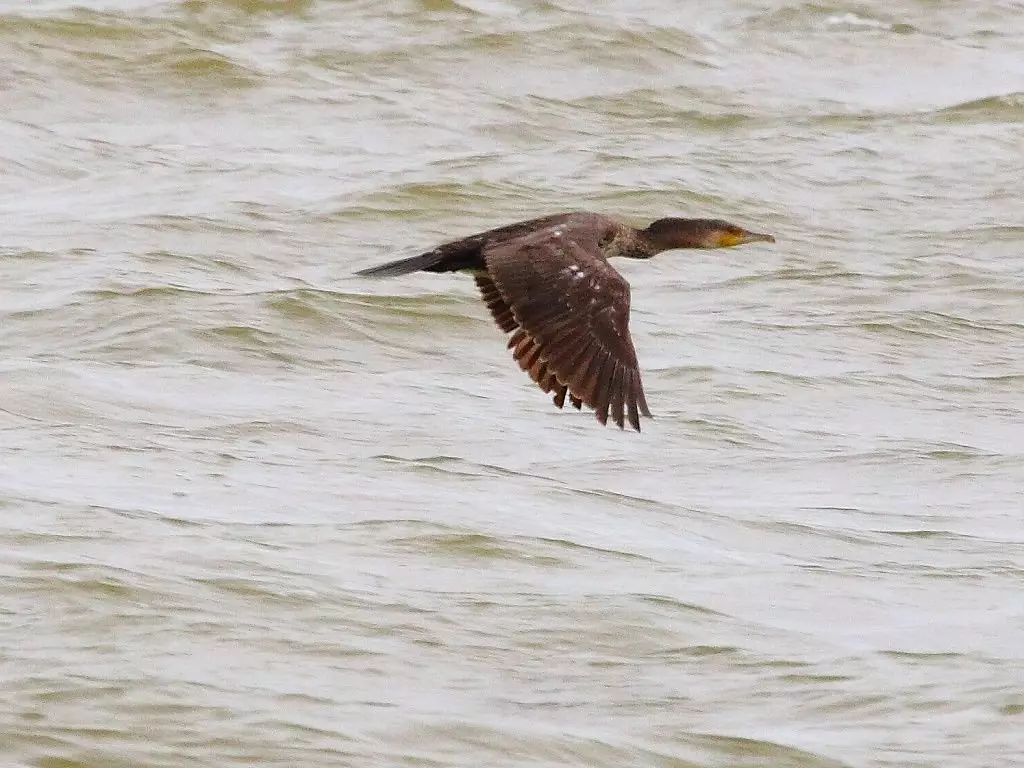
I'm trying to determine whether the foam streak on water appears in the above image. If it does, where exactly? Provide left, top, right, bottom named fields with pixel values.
left=1, top=1, right=1023, bottom=766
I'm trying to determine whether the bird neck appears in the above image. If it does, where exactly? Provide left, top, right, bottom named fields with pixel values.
left=608, top=227, right=660, bottom=260
left=640, top=226, right=688, bottom=255
left=641, top=219, right=713, bottom=253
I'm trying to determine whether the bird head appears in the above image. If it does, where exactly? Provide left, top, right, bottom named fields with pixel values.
left=645, top=218, right=776, bottom=251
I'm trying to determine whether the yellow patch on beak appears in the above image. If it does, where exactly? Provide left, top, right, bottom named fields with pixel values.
left=719, top=230, right=775, bottom=247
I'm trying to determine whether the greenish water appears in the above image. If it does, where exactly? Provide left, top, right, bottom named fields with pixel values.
left=1, top=1, right=1022, bottom=766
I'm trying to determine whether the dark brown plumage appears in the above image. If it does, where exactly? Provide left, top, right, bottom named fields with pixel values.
left=357, top=211, right=775, bottom=432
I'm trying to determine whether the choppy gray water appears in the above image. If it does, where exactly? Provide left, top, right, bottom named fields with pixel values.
left=2, top=1, right=1023, bottom=766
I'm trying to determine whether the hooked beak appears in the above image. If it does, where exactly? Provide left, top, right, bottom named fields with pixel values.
left=717, top=229, right=776, bottom=248
left=740, top=231, right=776, bottom=245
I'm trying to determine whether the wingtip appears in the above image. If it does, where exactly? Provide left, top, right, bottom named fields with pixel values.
left=354, top=265, right=397, bottom=277
left=632, top=411, right=651, bottom=433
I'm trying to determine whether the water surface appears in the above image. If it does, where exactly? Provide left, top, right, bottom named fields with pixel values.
left=2, top=1, right=1023, bottom=766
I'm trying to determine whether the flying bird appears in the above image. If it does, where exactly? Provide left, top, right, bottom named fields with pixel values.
left=357, top=212, right=775, bottom=432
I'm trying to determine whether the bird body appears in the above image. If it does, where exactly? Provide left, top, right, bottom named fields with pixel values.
left=357, top=212, right=774, bottom=432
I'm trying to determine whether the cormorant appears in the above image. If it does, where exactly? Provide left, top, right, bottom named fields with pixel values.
left=357, top=212, right=775, bottom=432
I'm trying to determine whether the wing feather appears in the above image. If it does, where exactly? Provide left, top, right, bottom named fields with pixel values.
left=608, top=362, right=626, bottom=429
left=479, top=220, right=650, bottom=431
left=553, top=384, right=568, bottom=409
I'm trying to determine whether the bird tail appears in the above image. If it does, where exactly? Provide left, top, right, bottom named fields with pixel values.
left=355, top=250, right=445, bottom=277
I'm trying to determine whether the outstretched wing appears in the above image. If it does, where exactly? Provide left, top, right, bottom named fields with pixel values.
left=478, top=223, right=651, bottom=431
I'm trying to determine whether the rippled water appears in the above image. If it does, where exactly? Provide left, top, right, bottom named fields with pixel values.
left=2, top=1, right=1023, bottom=766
